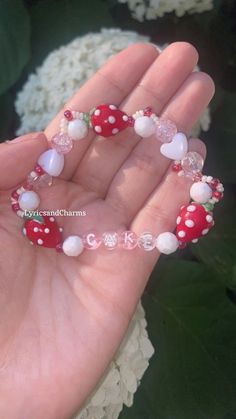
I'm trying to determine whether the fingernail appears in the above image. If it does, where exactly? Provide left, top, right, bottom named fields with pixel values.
left=9, top=132, right=46, bottom=144
left=150, top=43, right=163, bottom=53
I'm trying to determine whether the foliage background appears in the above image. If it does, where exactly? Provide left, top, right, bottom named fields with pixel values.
left=0, top=0, right=235, bottom=418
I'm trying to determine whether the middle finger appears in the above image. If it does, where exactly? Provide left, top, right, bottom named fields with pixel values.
left=73, top=42, right=198, bottom=197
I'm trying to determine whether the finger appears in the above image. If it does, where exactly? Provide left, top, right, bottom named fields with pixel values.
left=131, top=138, right=207, bottom=271
left=44, top=43, right=159, bottom=180
left=105, top=71, right=214, bottom=224
left=73, top=42, right=198, bottom=197
left=0, top=132, right=47, bottom=190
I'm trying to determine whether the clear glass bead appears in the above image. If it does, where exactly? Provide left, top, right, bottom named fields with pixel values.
left=27, top=173, right=53, bottom=190
left=51, top=133, right=73, bottom=154
left=82, top=232, right=101, bottom=250
left=120, top=231, right=137, bottom=250
left=138, top=232, right=156, bottom=251
left=155, top=119, right=177, bottom=143
left=102, top=232, right=119, bottom=250
left=181, top=151, right=204, bottom=177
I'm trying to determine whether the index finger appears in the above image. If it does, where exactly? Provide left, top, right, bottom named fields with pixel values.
left=44, top=43, right=159, bottom=180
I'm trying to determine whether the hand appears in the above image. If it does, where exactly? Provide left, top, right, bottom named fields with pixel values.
left=0, top=42, right=214, bottom=419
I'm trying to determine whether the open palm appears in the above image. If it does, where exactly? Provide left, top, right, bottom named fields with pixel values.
left=0, top=43, right=214, bottom=419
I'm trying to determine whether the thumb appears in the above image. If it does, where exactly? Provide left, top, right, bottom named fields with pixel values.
left=0, top=132, right=48, bottom=190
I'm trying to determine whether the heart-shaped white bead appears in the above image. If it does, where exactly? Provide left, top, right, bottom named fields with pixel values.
left=38, top=149, right=64, bottom=177
left=160, top=132, right=188, bottom=160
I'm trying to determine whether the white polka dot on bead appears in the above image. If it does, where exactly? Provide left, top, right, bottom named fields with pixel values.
left=94, top=109, right=101, bottom=116
left=22, top=228, right=26, bottom=236
left=185, top=220, right=195, bottom=228
left=109, top=105, right=117, bottom=110
left=37, top=239, right=43, bottom=245
left=176, top=216, right=181, bottom=225
left=33, top=227, right=39, bottom=233
left=187, top=205, right=196, bottom=212
left=122, top=115, right=128, bottom=121
left=94, top=125, right=102, bottom=133
left=202, top=228, right=209, bottom=235
left=178, top=230, right=186, bottom=238
left=112, top=128, right=119, bottom=134
left=192, top=239, right=198, bottom=243
left=59, top=227, right=63, bottom=232
left=44, top=228, right=50, bottom=234
left=206, top=215, right=213, bottom=222
left=108, top=115, right=116, bottom=124
left=49, top=217, right=55, bottom=222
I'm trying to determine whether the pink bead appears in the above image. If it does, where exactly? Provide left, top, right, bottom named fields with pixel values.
left=181, top=151, right=204, bottom=177
left=119, top=231, right=138, bottom=249
left=12, top=203, right=20, bottom=212
left=64, top=109, right=73, bottom=121
left=210, top=178, right=220, bottom=189
left=35, top=164, right=45, bottom=175
left=11, top=190, right=19, bottom=200
left=155, top=119, right=177, bottom=143
left=102, top=232, right=119, bottom=250
left=82, top=232, right=102, bottom=250
left=51, top=133, right=73, bottom=154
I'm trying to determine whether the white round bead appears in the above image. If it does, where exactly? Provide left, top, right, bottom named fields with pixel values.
left=38, top=149, right=64, bottom=177
left=156, top=232, right=179, bottom=255
left=62, top=235, right=84, bottom=257
left=190, top=181, right=212, bottom=204
left=67, top=119, right=88, bottom=140
left=134, top=116, right=156, bottom=138
left=18, top=191, right=40, bottom=211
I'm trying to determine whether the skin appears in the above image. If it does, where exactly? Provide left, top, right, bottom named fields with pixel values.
left=0, top=42, right=214, bottom=418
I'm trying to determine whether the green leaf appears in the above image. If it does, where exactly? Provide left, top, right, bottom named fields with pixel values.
left=120, top=261, right=236, bottom=419
left=0, top=0, right=31, bottom=94
left=191, top=190, right=236, bottom=288
left=30, top=0, right=114, bottom=68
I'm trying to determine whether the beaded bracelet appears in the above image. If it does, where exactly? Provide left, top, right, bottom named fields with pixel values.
left=10, top=104, right=224, bottom=257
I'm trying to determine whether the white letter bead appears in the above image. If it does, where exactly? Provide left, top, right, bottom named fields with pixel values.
left=38, top=149, right=64, bottom=177
left=18, top=191, right=40, bottom=211
left=134, top=116, right=156, bottom=138
left=156, top=232, right=179, bottom=254
left=138, top=232, right=156, bottom=251
left=190, top=182, right=212, bottom=203
left=67, top=119, right=88, bottom=140
left=62, top=235, right=84, bottom=257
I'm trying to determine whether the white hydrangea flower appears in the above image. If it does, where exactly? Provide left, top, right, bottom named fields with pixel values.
left=73, top=303, right=154, bottom=419
left=118, top=0, right=213, bottom=21
left=15, top=29, right=210, bottom=139
left=15, top=29, right=149, bottom=135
